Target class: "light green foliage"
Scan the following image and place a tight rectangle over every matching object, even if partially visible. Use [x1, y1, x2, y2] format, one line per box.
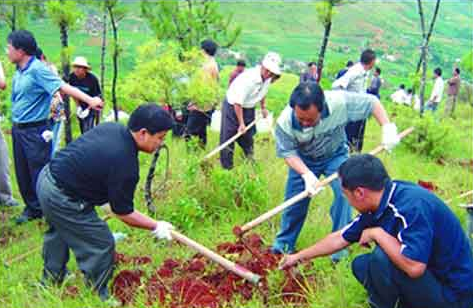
[187, 68, 222, 110]
[45, 0, 82, 30]
[140, 0, 241, 51]
[461, 51, 473, 76]
[0, 0, 30, 30]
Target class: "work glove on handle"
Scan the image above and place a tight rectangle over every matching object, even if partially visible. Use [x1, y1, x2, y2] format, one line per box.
[302, 171, 324, 197]
[152, 221, 174, 241]
[382, 123, 400, 151]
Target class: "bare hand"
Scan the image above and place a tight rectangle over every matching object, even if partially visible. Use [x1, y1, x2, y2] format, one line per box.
[89, 96, 104, 111]
[238, 123, 246, 134]
[358, 227, 379, 248]
[279, 254, 300, 270]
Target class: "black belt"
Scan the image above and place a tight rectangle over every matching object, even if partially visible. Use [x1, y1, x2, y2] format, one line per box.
[13, 119, 48, 129]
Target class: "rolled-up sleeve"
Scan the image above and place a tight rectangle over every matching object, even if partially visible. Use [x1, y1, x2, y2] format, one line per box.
[275, 124, 298, 159]
[345, 92, 376, 122]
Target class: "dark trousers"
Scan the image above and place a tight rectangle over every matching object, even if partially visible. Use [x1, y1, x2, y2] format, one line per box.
[352, 247, 473, 308]
[12, 123, 52, 217]
[78, 111, 96, 135]
[186, 110, 209, 147]
[37, 165, 115, 300]
[219, 100, 256, 169]
[345, 120, 366, 152]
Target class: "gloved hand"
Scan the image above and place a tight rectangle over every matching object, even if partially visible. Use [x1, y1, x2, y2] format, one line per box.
[41, 130, 53, 143]
[152, 221, 174, 241]
[76, 106, 90, 119]
[382, 123, 400, 151]
[301, 171, 324, 197]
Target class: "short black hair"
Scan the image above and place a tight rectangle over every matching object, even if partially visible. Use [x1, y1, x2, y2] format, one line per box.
[407, 88, 413, 94]
[7, 30, 37, 56]
[375, 67, 381, 74]
[237, 60, 246, 67]
[338, 154, 390, 191]
[201, 39, 218, 56]
[289, 82, 325, 112]
[307, 62, 317, 67]
[128, 104, 173, 134]
[360, 49, 376, 65]
[346, 60, 354, 67]
[434, 67, 442, 77]
[399, 84, 405, 89]
[455, 67, 460, 74]
[35, 47, 43, 60]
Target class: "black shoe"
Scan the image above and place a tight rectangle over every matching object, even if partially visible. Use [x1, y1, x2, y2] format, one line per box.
[15, 212, 42, 225]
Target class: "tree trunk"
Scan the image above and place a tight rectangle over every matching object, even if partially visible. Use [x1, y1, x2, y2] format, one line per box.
[11, 4, 16, 31]
[98, 5, 107, 125]
[316, 18, 332, 83]
[108, 6, 119, 122]
[417, 0, 427, 116]
[60, 20, 73, 143]
[415, 0, 441, 73]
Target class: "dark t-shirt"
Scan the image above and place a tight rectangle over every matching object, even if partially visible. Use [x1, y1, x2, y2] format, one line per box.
[69, 72, 102, 109]
[49, 123, 139, 215]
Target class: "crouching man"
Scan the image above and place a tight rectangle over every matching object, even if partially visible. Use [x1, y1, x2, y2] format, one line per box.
[280, 154, 473, 308]
[36, 104, 175, 301]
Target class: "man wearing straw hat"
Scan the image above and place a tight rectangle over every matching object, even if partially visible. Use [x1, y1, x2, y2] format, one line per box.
[219, 52, 281, 169]
[69, 56, 102, 134]
[36, 104, 175, 301]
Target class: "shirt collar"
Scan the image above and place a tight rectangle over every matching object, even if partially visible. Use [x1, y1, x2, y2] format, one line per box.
[373, 180, 396, 220]
[290, 103, 330, 132]
[17, 56, 35, 73]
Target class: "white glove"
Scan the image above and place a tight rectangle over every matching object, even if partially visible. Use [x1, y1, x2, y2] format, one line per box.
[152, 221, 174, 241]
[76, 106, 90, 119]
[382, 123, 400, 151]
[302, 171, 324, 197]
[41, 130, 53, 142]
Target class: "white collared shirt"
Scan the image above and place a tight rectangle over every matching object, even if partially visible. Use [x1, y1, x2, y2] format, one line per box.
[332, 62, 369, 93]
[226, 65, 271, 109]
[429, 76, 444, 103]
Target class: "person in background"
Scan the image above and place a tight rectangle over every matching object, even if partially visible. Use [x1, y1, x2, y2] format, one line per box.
[69, 56, 102, 134]
[228, 60, 246, 87]
[333, 49, 377, 152]
[300, 62, 318, 83]
[280, 154, 473, 308]
[444, 67, 461, 118]
[367, 67, 382, 99]
[425, 67, 444, 113]
[390, 84, 408, 105]
[0, 59, 20, 208]
[6, 30, 103, 224]
[336, 60, 353, 79]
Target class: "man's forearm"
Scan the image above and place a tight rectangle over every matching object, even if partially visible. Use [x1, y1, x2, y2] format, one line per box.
[296, 231, 349, 261]
[285, 156, 311, 175]
[371, 101, 390, 126]
[117, 210, 157, 230]
[60, 83, 93, 106]
[234, 103, 245, 126]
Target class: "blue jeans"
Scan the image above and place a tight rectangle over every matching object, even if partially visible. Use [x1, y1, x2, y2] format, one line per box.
[51, 120, 63, 157]
[352, 247, 473, 308]
[272, 145, 351, 260]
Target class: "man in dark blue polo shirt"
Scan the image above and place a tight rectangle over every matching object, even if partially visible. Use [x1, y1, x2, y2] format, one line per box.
[6, 30, 104, 224]
[280, 154, 473, 308]
[36, 104, 175, 301]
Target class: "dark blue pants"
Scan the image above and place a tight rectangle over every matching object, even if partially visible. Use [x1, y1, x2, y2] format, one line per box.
[12, 123, 52, 217]
[78, 111, 96, 134]
[352, 247, 473, 308]
[345, 120, 366, 152]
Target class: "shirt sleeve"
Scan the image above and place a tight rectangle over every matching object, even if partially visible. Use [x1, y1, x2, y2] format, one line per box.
[345, 92, 376, 122]
[275, 124, 298, 159]
[34, 63, 64, 96]
[226, 72, 254, 105]
[399, 202, 433, 264]
[107, 168, 138, 215]
[341, 215, 366, 243]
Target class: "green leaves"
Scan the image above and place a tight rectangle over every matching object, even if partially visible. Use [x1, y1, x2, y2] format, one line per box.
[45, 0, 82, 29]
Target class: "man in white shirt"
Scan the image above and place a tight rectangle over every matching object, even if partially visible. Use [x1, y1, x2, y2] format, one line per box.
[390, 84, 408, 105]
[219, 52, 282, 169]
[332, 49, 376, 152]
[425, 67, 444, 113]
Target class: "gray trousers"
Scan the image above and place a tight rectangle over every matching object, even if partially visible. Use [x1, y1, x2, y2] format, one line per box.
[0, 129, 13, 203]
[36, 165, 115, 300]
[219, 99, 256, 169]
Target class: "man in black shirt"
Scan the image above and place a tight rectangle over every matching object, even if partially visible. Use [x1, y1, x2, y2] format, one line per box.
[36, 104, 175, 301]
[69, 56, 102, 134]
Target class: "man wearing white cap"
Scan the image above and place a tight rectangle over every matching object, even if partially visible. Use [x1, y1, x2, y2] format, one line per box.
[69, 56, 102, 134]
[219, 52, 282, 169]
